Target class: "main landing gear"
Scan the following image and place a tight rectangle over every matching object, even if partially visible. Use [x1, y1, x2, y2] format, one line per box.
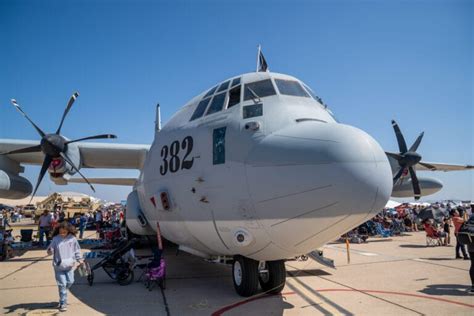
[232, 255, 286, 297]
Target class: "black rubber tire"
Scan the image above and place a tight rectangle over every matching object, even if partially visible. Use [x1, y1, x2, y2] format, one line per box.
[117, 269, 134, 286]
[259, 260, 286, 294]
[232, 255, 259, 297]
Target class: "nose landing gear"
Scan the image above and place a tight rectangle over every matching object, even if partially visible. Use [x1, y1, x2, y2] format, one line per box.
[232, 255, 286, 297]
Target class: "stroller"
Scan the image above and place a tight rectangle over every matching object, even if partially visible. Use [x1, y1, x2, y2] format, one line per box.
[0, 229, 13, 261]
[86, 239, 137, 286]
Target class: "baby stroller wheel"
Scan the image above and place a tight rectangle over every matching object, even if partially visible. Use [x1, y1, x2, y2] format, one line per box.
[117, 268, 134, 286]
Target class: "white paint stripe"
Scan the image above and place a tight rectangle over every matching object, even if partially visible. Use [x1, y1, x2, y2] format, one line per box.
[358, 252, 378, 257]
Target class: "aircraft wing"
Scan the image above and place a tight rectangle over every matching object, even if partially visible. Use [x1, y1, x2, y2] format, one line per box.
[67, 177, 137, 186]
[385, 151, 473, 172]
[0, 139, 150, 169]
[77, 142, 150, 169]
[415, 161, 474, 172]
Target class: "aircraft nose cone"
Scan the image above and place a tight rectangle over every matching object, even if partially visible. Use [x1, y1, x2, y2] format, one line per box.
[244, 122, 393, 259]
[326, 124, 393, 213]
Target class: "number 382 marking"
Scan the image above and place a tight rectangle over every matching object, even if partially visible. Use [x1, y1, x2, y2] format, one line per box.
[160, 136, 194, 175]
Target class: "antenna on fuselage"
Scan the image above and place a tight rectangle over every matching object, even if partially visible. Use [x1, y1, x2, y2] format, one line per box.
[155, 103, 161, 132]
[256, 44, 269, 72]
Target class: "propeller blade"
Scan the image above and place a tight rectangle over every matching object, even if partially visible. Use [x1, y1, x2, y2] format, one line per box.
[409, 131, 424, 152]
[391, 120, 408, 153]
[10, 99, 46, 137]
[56, 92, 79, 134]
[59, 152, 96, 192]
[1, 145, 42, 155]
[385, 152, 402, 161]
[30, 155, 52, 202]
[393, 167, 405, 183]
[419, 161, 437, 170]
[408, 166, 421, 200]
[66, 134, 117, 145]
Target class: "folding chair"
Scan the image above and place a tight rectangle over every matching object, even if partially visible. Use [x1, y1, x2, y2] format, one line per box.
[426, 232, 442, 246]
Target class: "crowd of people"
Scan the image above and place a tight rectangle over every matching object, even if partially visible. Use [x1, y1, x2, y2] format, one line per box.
[345, 202, 473, 258]
[343, 201, 474, 293]
[36, 206, 125, 247]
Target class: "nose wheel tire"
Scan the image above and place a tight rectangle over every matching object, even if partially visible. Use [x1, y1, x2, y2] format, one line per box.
[259, 260, 286, 294]
[232, 255, 259, 297]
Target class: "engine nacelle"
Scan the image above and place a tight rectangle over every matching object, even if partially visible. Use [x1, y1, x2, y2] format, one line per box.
[49, 143, 81, 184]
[392, 177, 443, 198]
[126, 190, 155, 235]
[0, 170, 33, 199]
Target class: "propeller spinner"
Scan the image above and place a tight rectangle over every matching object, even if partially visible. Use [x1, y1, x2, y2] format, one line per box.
[2, 92, 117, 200]
[387, 120, 435, 200]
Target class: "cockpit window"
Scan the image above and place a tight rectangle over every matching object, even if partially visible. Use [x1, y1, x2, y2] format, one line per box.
[244, 79, 276, 101]
[275, 79, 310, 97]
[206, 92, 226, 116]
[217, 80, 230, 93]
[190, 98, 211, 121]
[227, 85, 241, 108]
[231, 77, 241, 87]
[204, 85, 218, 98]
[302, 83, 324, 104]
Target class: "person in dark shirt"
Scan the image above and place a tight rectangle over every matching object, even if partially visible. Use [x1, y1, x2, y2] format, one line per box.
[58, 211, 66, 223]
[443, 217, 451, 245]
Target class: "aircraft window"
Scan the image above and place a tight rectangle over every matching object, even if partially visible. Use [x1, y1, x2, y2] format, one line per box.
[243, 79, 276, 101]
[303, 83, 324, 104]
[213, 127, 226, 165]
[204, 85, 218, 98]
[206, 92, 226, 115]
[275, 79, 310, 97]
[243, 103, 263, 119]
[227, 85, 241, 108]
[217, 80, 230, 93]
[231, 77, 241, 87]
[190, 98, 211, 121]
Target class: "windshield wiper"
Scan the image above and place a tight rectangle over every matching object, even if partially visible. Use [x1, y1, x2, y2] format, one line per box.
[246, 86, 261, 104]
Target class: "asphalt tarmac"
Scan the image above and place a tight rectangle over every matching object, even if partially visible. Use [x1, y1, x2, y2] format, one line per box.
[1, 220, 473, 315]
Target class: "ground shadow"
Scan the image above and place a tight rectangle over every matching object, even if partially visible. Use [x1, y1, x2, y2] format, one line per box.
[70, 244, 293, 316]
[419, 284, 472, 296]
[287, 269, 331, 277]
[3, 302, 58, 315]
[399, 244, 429, 248]
[419, 257, 457, 261]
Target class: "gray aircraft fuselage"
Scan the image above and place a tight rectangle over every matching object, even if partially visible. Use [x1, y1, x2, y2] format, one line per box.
[129, 71, 393, 261]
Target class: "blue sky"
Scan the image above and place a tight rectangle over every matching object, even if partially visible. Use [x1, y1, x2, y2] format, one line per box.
[0, 0, 472, 202]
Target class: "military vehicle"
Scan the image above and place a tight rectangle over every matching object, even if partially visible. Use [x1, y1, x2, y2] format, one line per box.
[34, 192, 100, 223]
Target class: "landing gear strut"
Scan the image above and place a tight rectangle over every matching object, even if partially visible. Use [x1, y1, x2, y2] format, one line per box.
[232, 255, 286, 297]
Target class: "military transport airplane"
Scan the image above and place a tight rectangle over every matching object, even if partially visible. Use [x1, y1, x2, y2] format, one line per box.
[1, 53, 472, 296]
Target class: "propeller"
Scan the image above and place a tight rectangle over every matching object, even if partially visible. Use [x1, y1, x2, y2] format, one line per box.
[2, 92, 117, 200]
[388, 120, 435, 200]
